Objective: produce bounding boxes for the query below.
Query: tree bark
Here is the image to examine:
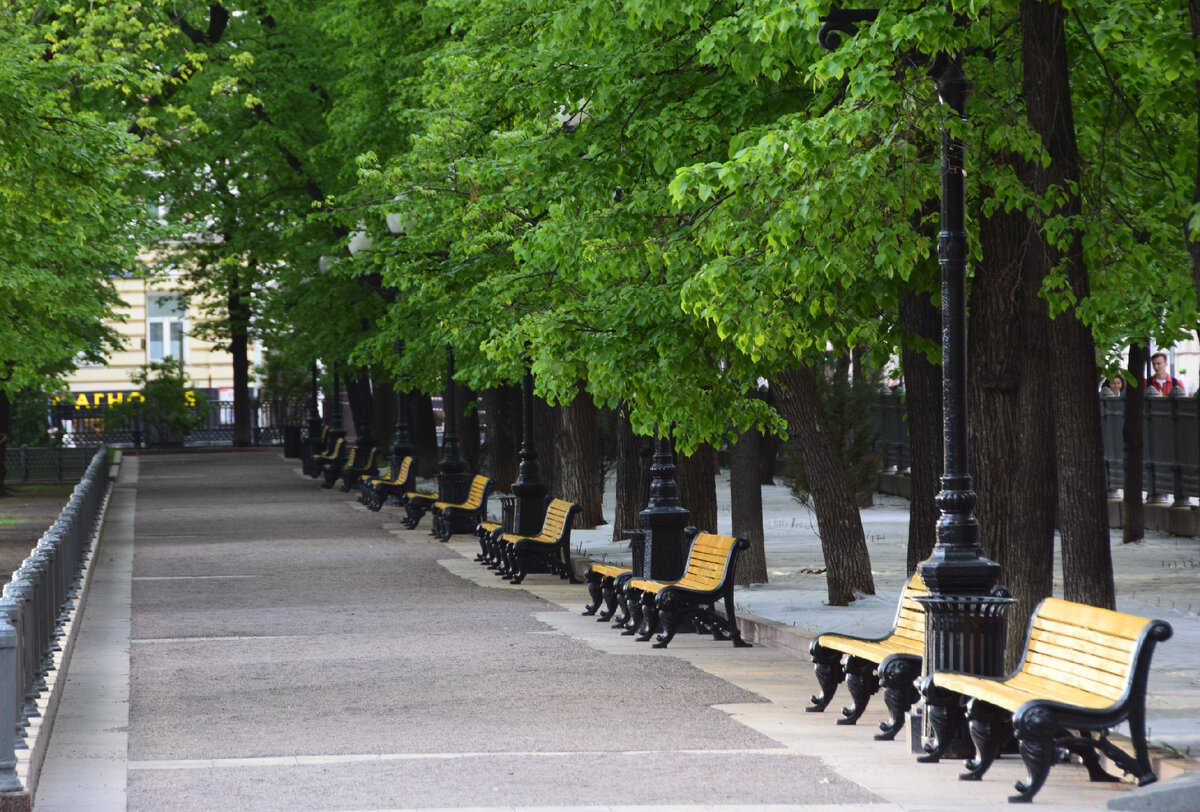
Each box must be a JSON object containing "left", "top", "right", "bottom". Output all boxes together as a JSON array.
[
  {"left": 228, "top": 283, "right": 252, "bottom": 447},
  {"left": 458, "top": 385, "right": 481, "bottom": 472},
  {"left": 481, "top": 385, "right": 520, "bottom": 487},
  {"left": 553, "top": 387, "right": 605, "bottom": 528},
  {"left": 676, "top": 443, "right": 718, "bottom": 534},
  {"left": 0, "top": 388, "right": 9, "bottom": 496},
  {"left": 758, "top": 430, "right": 780, "bottom": 486},
  {"left": 771, "top": 365, "right": 874, "bottom": 605},
  {"left": 971, "top": 197, "right": 1058, "bottom": 667},
  {"left": 345, "top": 372, "right": 373, "bottom": 444},
  {"left": 898, "top": 287, "right": 943, "bottom": 574},
  {"left": 411, "top": 393, "right": 440, "bottom": 478},
  {"left": 1023, "top": 0, "right": 1114, "bottom": 609},
  {"left": 613, "top": 406, "right": 651, "bottom": 540},
  {"left": 729, "top": 424, "right": 767, "bottom": 585},
  {"left": 1190, "top": 0, "right": 1200, "bottom": 308},
  {"left": 1122, "top": 345, "right": 1146, "bottom": 542}
]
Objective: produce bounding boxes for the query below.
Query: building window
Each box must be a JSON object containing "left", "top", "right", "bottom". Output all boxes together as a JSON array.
[{"left": 147, "top": 294, "right": 187, "bottom": 361}]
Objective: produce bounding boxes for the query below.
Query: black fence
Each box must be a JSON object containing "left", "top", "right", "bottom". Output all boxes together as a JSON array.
[
  {"left": 54, "top": 398, "right": 308, "bottom": 449},
  {"left": 874, "top": 390, "right": 1199, "bottom": 503},
  {"left": 1, "top": 446, "right": 98, "bottom": 485}
]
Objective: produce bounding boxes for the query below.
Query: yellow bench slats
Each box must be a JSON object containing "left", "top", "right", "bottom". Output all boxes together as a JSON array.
[
  {"left": 817, "top": 634, "right": 923, "bottom": 662},
  {"left": 816, "top": 573, "right": 927, "bottom": 661},
  {"left": 930, "top": 597, "right": 1156, "bottom": 713},
  {"left": 590, "top": 564, "right": 629, "bottom": 579}
]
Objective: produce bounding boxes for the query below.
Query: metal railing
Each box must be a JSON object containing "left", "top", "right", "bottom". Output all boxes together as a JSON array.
[
  {"left": 0, "top": 446, "right": 110, "bottom": 790},
  {"left": 2, "top": 446, "right": 98, "bottom": 485},
  {"left": 874, "top": 390, "right": 1200, "bottom": 503},
  {"left": 55, "top": 398, "right": 306, "bottom": 449}
]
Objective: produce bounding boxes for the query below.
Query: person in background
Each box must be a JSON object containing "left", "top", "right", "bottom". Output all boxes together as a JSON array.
[
  {"left": 1145, "top": 351, "right": 1185, "bottom": 395},
  {"left": 1100, "top": 375, "right": 1125, "bottom": 397}
]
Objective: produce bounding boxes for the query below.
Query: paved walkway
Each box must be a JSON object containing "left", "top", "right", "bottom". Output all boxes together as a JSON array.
[{"left": 30, "top": 452, "right": 1198, "bottom": 811}]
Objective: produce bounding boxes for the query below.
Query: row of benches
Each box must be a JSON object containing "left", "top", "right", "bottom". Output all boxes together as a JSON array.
[
  {"left": 301, "top": 433, "right": 1173, "bottom": 804},
  {"left": 804, "top": 572, "right": 1172, "bottom": 803}
]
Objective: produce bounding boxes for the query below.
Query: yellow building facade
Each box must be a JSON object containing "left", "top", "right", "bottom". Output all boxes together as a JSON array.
[{"left": 60, "top": 275, "right": 261, "bottom": 409}]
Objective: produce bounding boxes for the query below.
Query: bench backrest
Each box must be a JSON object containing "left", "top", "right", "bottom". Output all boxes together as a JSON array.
[
  {"left": 890, "top": 572, "right": 928, "bottom": 648},
  {"left": 463, "top": 475, "right": 490, "bottom": 508},
  {"left": 677, "top": 533, "right": 742, "bottom": 591},
  {"left": 323, "top": 437, "right": 344, "bottom": 459},
  {"left": 344, "top": 446, "right": 359, "bottom": 467},
  {"left": 1022, "top": 597, "right": 1155, "bottom": 702},
  {"left": 540, "top": 498, "right": 576, "bottom": 538},
  {"left": 393, "top": 456, "right": 412, "bottom": 483}
]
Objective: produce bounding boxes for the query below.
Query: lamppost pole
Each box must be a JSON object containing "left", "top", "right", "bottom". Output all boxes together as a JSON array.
[
  {"left": 437, "top": 344, "right": 469, "bottom": 504},
  {"left": 638, "top": 429, "right": 691, "bottom": 582},
  {"left": 817, "top": 8, "right": 1012, "bottom": 758}
]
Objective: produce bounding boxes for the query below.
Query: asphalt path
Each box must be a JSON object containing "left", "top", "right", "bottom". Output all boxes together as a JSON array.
[{"left": 121, "top": 452, "right": 877, "bottom": 811}]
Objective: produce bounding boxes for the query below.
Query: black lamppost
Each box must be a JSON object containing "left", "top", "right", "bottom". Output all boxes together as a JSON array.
[
  {"left": 511, "top": 362, "right": 548, "bottom": 535},
  {"left": 437, "top": 344, "right": 469, "bottom": 504},
  {"left": 390, "top": 339, "right": 414, "bottom": 473},
  {"left": 639, "top": 430, "right": 691, "bottom": 581},
  {"left": 818, "top": 8, "right": 1013, "bottom": 757}
]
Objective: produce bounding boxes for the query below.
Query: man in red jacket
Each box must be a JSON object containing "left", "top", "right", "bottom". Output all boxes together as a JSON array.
[{"left": 1146, "top": 351, "right": 1185, "bottom": 395}]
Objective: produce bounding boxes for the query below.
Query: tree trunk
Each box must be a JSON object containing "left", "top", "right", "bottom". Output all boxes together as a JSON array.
[
  {"left": 535, "top": 397, "right": 558, "bottom": 495},
  {"left": 1123, "top": 345, "right": 1146, "bottom": 542},
  {"left": 771, "top": 365, "right": 874, "bottom": 605},
  {"left": 411, "top": 393, "right": 440, "bottom": 478},
  {"left": 481, "top": 385, "right": 520, "bottom": 487},
  {"left": 0, "top": 388, "right": 9, "bottom": 496},
  {"left": 613, "top": 406, "right": 651, "bottom": 541},
  {"left": 553, "top": 387, "right": 605, "bottom": 528},
  {"left": 458, "top": 386, "right": 481, "bottom": 472},
  {"left": 677, "top": 443, "right": 718, "bottom": 534},
  {"left": 729, "top": 424, "right": 767, "bottom": 585},
  {"left": 758, "top": 430, "right": 780, "bottom": 486},
  {"left": 1191, "top": 0, "right": 1200, "bottom": 308},
  {"left": 971, "top": 196, "right": 1058, "bottom": 668},
  {"left": 898, "top": 287, "right": 943, "bottom": 574},
  {"left": 1023, "top": 0, "right": 1114, "bottom": 609},
  {"left": 345, "top": 372, "right": 374, "bottom": 444},
  {"left": 228, "top": 284, "right": 252, "bottom": 447}
]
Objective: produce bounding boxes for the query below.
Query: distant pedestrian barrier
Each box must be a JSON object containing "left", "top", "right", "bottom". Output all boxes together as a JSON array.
[
  {"left": 2, "top": 446, "right": 97, "bottom": 485},
  {"left": 0, "top": 446, "right": 110, "bottom": 792},
  {"left": 874, "top": 390, "right": 1199, "bottom": 504}
]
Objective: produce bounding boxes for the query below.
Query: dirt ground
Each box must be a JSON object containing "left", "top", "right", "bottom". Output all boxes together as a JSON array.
[{"left": 0, "top": 483, "right": 76, "bottom": 584}]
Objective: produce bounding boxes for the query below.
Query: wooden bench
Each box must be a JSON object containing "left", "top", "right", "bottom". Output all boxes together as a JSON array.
[
  {"left": 583, "top": 563, "right": 635, "bottom": 623},
  {"left": 322, "top": 443, "right": 368, "bottom": 489},
  {"left": 474, "top": 495, "right": 514, "bottom": 565},
  {"left": 301, "top": 425, "right": 330, "bottom": 476},
  {"left": 431, "top": 475, "right": 493, "bottom": 542},
  {"left": 624, "top": 529, "right": 751, "bottom": 649},
  {"left": 338, "top": 445, "right": 379, "bottom": 492},
  {"left": 921, "top": 597, "right": 1173, "bottom": 803},
  {"left": 360, "top": 457, "right": 414, "bottom": 511},
  {"left": 807, "top": 572, "right": 928, "bottom": 740},
  {"left": 400, "top": 484, "right": 438, "bottom": 529},
  {"left": 494, "top": 498, "right": 580, "bottom": 585},
  {"left": 582, "top": 529, "right": 646, "bottom": 625},
  {"left": 308, "top": 436, "right": 344, "bottom": 480}
]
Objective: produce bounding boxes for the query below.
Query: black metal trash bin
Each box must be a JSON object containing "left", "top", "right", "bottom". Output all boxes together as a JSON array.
[{"left": 282, "top": 425, "right": 302, "bottom": 458}]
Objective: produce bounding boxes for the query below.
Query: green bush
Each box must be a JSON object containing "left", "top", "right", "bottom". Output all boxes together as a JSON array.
[{"left": 106, "top": 360, "right": 210, "bottom": 447}]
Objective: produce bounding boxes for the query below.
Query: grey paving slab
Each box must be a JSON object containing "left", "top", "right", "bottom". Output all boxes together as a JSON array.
[{"left": 33, "top": 451, "right": 1196, "bottom": 812}]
